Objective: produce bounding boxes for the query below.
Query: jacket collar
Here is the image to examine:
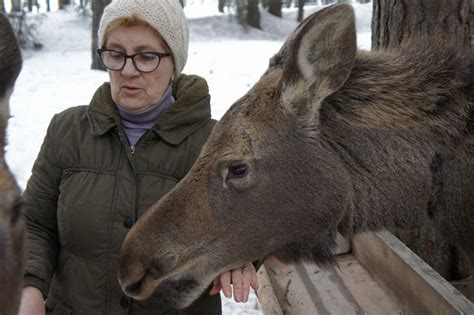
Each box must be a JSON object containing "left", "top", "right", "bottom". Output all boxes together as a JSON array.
[
  {"left": 87, "top": 83, "right": 119, "bottom": 136},
  {"left": 87, "top": 74, "right": 212, "bottom": 145}
]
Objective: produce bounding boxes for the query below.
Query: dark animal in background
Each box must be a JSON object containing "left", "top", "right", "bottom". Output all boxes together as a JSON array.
[
  {"left": 118, "top": 4, "right": 474, "bottom": 309},
  {"left": 0, "top": 12, "right": 25, "bottom": 315}
]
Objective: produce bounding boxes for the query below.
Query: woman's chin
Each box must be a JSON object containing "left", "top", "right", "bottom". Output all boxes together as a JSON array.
[{"left": 117, "top": 99, "right": 151, "bottom": 112}]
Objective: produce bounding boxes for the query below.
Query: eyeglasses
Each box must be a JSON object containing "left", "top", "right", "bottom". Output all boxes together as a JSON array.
[{"left": 96, "top": 48, "right": 171, "bottom": 73}]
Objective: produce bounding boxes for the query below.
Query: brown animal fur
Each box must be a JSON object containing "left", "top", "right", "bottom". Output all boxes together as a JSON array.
[
  {"left": 119, "top": 4, "right": 474, "bottom": 309},
  {"left": 0, "top": 13, "right": 25, "bottom": 315}
]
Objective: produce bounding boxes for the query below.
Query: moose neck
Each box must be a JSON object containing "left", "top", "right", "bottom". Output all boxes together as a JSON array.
[{"left": 319, "top": 46, "right": 474, "bottom": 237}]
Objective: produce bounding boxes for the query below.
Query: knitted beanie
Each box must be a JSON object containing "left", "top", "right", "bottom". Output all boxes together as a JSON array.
[{"left": 98, "top": 0, "right": 189, "bottom": 76}]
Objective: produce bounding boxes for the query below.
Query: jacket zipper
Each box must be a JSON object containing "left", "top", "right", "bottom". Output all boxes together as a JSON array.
[{"left": 118, "top": 129, "right": 139, "bottom": 314}]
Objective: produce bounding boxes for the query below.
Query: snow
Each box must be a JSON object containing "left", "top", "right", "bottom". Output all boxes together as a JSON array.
[{"left": 4, "top": 1, "right": 372, "bottom": 314}]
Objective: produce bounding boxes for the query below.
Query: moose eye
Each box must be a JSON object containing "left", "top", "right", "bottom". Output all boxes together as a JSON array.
[{"left": 228, "top": 164, "right": 248, "bottom": 178}]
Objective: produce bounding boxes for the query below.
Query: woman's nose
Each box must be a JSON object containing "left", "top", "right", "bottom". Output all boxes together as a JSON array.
[{"left": 122, "top": 58, "right": 139, "bottom": 75}]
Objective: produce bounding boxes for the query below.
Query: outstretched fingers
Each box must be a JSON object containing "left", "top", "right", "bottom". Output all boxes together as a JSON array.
[{"left": 210, "top": 262, "right": 259, "bottom": 303}]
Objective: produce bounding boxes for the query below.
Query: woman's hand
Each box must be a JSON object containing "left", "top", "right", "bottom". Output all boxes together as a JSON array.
[
  {"left": 18, "top": 286, "right": 45, "bottom": 315},
  {"left": 209, "top": 262, "right": 259, "bottom": 303}
]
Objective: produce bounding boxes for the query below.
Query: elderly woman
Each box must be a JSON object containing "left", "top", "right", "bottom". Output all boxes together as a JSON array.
[{"left": 18, "top": 0, "right": 258, "bottom": 314}]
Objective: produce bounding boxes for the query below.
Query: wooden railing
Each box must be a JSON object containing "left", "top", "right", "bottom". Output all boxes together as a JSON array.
[{"left": 256, "top": 230, "right": 474, "bottom": 314}]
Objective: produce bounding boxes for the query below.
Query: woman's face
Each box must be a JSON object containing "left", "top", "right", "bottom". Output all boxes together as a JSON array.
[{"left": 105, "top": 24, "right": 175, "bottom": 112}]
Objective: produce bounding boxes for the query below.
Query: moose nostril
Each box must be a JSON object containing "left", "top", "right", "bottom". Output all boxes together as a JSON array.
[{"left": 125, "top": 270, "right": 149, "bottom": 295}]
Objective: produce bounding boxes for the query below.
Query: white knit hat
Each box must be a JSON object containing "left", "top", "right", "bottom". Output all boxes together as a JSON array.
[{"left": 98, "top": 0, "right": 189, "bottom": 76}]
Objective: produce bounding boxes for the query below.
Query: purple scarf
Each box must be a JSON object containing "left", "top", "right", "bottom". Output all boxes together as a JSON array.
[{"left": 117, "top": 86, "right": 174, "bottom": 147}]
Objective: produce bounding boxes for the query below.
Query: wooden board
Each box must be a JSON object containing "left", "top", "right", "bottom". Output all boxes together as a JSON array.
[
  {"left": 256, "top": 230, "right": 474, "bottom": 315},
  {"left": 256, "top": 263, "right": 283, "bottom": 315},
  {"left": 257, "top": 255, "right": 401, "bottom": 314},
  {"left": 352, "top": 230, "right": 474, "bottom": 314}
]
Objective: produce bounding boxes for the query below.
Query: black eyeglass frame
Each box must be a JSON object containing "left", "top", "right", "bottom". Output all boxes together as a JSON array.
[{"left": 96, "top": 48, "right": 172, "bottom": 73}]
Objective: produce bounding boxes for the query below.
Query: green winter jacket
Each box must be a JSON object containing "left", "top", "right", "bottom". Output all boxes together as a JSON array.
[{"left": 23, "top": 74, "right": 220, "bottom": 315}]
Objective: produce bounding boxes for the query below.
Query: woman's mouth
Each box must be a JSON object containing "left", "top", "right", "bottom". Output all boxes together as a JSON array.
[{"left": 122, "top": 85, "right": 141, "bottom": 94}]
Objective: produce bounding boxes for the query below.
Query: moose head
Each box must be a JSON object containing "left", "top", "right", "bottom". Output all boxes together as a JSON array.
[{"left": 119, "top": 3, "right": 474, "bottom": 309}]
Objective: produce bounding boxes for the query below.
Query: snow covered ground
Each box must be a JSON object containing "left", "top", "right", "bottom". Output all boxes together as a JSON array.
[{"left": 5, "top": 1, "right": 372, "bottom": 313}]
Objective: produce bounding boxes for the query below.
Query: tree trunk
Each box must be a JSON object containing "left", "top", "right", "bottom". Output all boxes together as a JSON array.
[
  {"left": 83, "top": 0, "right": 90, "bottom": 9},
  {"left": 46, "top": 0, "right": 50, "bottom": 11},
  {"left": 27, "top": 0, "right": 33, "bottom": 12},
  {"left": 247, "top": 0, "right": 261, "bottom": 29},
  {"left": 372, "top": 0, "right": 473, "bottom": 281},
  {"left": 235, "top": 0, "right": 247, "bottom": 28},
  {"left": 218, "top": 0, "right": 225, "bottom": 13},
  {"left": 0, "top": 0, "right": 5, "bottom": 13},
  {"left": 91, "top": 0, "right": 111, "bottom": 71},
  {"left": 10, "top": 0, "right": 21, "bottom": 12},
  {"left": 58, "top": 0, "right": 70, "bottom": 10},
  {"left": 268, "top": 0, "right": 282, "bottom": 18},
  {"left": 372, "top": 0, "right": 473, "bottom": 50},
  {"left": 297, "top": 0, "right": 304, "bottom": 22}
]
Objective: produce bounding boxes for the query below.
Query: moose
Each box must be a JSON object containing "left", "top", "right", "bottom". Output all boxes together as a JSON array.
[
  {"left": 0, "top": 13, "right": 25, "bottom": 315},
  {"left": 118, "top": 4, "right": 474, "bottom": 309}
]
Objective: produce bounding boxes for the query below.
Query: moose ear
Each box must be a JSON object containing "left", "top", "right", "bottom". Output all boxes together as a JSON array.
[{"left": 279, "top": 4, "right": 357, "bottom": 119}]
